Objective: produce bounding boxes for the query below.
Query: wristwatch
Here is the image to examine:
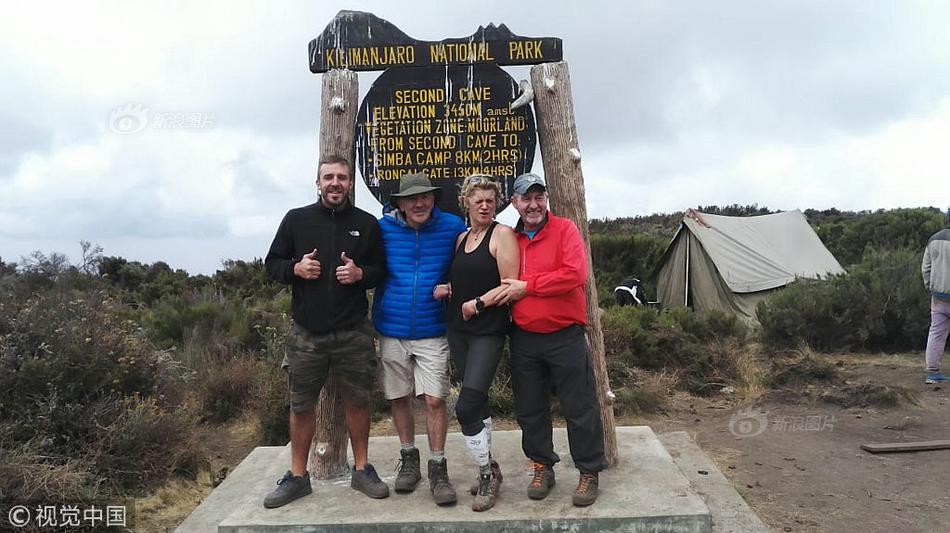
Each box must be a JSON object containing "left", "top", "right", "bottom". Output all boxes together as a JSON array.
[{"left": 474, "top": 297, "right": 486, "bottom": 313}]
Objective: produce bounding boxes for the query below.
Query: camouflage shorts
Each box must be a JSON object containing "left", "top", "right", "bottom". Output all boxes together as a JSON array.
[{"left": 282, "top": 319, "right": 377, "bottom": 412}]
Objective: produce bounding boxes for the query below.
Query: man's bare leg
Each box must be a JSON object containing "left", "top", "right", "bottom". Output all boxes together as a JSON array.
[
  {"left": 344, "top": 401, "right": 371, "bottom": 470},
  {"left": 290, "top": 408, "right": 317, "bottom": 476},
  {"left": 424, "top": 394, "right": 447, "bottom": 452},
  {"left": 390, "top": 395, "right": 415, "bottom": 445}
]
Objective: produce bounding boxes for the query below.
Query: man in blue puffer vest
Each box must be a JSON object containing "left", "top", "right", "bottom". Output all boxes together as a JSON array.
[{"left": 373, "top": 172, "right": 466, "bottom": 505}]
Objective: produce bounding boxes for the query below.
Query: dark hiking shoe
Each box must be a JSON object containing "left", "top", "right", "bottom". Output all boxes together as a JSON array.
[
  {"left": 526, "top": 462, "right": 555, "bottom": 500},
  {"left": 394, "top": 448, "right": 421, "bottom": 493},
  {"left": 263, "top": 470, "right": 312, "bottom": 508},
  {"left": 351, "top": 464, "right": 390, "bottom": 499},
  {"left": 572, "top": 472, "right": 599, "bottom": 507},
  {"left": 469, "top": 459, "right": 502, "bottom": 495},
  {"left": 472, "top": 471, "right": 501, "bottom": 512},
  {"left": 427, "top": 459, "right": 458, "bottom": 505}
]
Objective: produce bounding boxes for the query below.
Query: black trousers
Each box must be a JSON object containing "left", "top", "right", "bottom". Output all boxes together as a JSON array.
[{"left": 509, "top": 324, "right": 607, "bottom": 473}]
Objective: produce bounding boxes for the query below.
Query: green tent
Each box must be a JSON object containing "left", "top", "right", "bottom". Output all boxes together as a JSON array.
[{"left": 655, "top": 209, "right": 845, "bottom": 323}]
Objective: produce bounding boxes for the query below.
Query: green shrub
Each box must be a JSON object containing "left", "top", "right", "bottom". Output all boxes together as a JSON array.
[
  {"left": 0, "top": 288, "right": 198, "bottom": 497},
  {"left": 602, "top": 305, "right": 748, "bottom": 394},
  {"left": 757, "top": 247, "right": 929, "bottom": 351}
]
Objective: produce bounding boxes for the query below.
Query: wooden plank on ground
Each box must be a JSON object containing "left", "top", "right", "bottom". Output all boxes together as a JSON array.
[{"left": 860, "top": 440, "right": 950, "bottom": 453}]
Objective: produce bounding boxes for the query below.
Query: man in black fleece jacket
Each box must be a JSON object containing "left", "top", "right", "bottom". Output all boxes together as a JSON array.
[{"left": 262, "top": 155, "right": 388, "bottom": 507}]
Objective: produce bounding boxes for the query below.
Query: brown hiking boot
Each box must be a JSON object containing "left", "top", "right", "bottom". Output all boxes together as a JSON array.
[
  {"left": 572, "top": 472, "right": 599, "bottom": 506},
  {"left": 394, "top": 448, "right": 421, "bottom": 493},
  {"left": 427, "top": 459, "right": 457, "bottom": 506},
  {"left": 472, "top": 470, "right": 501, "bottom": 512},
  {"left": 469, "top": 459, "right": 502, "bottom": 495},
  {"left": 526, "top": 462, "right": 555, "bottom": 500}
]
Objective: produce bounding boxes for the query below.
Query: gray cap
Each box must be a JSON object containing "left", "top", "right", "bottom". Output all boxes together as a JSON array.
[{"left": 512, "top": 173, "right": 546, "bottom": 195}]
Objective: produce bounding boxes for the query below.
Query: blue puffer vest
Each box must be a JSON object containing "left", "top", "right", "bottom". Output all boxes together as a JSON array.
[{"left": 372, "top": 205, "right": 466, "bottom": 339}]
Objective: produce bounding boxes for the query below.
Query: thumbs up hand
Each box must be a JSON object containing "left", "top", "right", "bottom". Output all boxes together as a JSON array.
[
  {"left": 336, "top": 251, "right": 363, "bottom": 285},
  {"left": 294, "top": 248, "right": 321, "bottom": 279}
]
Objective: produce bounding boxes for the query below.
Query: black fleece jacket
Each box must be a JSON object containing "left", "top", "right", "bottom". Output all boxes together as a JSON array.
[{"left": 265, "top": 201, "right": 385, "bottom": 335}]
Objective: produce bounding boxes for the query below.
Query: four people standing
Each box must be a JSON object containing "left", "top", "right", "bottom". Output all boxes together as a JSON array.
[{"left": 264, "top": 163, "right": 604, "bottom": 510}]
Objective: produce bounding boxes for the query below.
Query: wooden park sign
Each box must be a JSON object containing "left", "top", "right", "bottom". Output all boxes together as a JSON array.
[
  {"left": 308, "top": 11, "right": 562, "bottom": 73},
  {"left": 309, "top": 10, "right": 619, "bottom": 478},
  {"left": 309, "top": 11, "right": 555, "bottom": 215},
  {"left": 356, "top": 65, "right": 536, "bottom": 215}
]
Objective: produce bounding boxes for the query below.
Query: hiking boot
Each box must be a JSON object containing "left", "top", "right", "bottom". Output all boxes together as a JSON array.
[
  {"left": 470, "top": 459, "right": 502, "bottom": 495},
  {"left": 572, "top": 472, "right": 599, "bottom": 507},
  {"left": 926, "top": 372, "right": 949, "bottom": 384},
  {"left": 526, "top": 462, "right": 555, "bottom": 500},
  {"left": 351, "top": 464, "right": 390, "bottom": 499},
  {"left": 472, "top": 471, "right": 501, "bottom": 512},
  {"left": 263, "top": 470, "right": 312, "bottom": 508},
  {"left": 427, "top": 459, "right": 458, "bottom": 505},
  {"left": 394, "top": 448, "right": 421, "bottom": 493}
]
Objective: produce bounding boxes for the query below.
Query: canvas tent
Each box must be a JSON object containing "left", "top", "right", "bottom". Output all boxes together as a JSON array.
[{"left": 655, "top": 209, "right": 845, "bottom": 322}]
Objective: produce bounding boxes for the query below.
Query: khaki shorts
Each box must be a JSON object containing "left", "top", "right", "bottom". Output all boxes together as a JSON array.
[
  {"left": 378, "top": 335, "right": 451, "bottom": 400},
  {"left": 282, "top": 320, "right": 376, "bottom": 412}
]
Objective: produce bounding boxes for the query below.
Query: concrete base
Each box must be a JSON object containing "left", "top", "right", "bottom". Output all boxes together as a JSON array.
[{"left": 177, "top": 427, "right": 746, "bottom": 533}]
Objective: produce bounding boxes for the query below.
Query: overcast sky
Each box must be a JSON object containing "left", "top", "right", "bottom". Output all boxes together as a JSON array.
[{"left": 2, "top": 1, "right": 949, "bottom": 274}]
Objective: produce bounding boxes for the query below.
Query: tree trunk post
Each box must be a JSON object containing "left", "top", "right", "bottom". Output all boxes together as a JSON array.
[
  {"left": 529, "top": 61, "right": 619, "bottom": 466},
  {"left": 310, "top": 68, "right": 359, "bottom": 479}
]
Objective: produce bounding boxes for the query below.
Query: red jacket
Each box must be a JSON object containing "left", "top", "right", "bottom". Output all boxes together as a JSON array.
[{"left": 512, "top": 212, "right": 589, "bottom": 333}]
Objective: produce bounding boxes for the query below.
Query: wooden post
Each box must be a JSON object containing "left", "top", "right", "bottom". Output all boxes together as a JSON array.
[
  {"left": 310, "top": 68, "right": 359, "bottom": 479},
  {"left": 530, "top": 61, "right": 619, "bottom": 465}
]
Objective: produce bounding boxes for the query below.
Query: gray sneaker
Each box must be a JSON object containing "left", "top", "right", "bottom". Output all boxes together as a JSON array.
[
  {"left": 351, "top": 464, "right": 390, "bottom": 499},
  {"left": 263, "top": 470, "right": 312, "bottom": 508},
  {"left": 427, "top": 459, "right": 458, "bottom": 505},
  {"left": 394, "top": 448, "right": 421, "bottom": 493}
]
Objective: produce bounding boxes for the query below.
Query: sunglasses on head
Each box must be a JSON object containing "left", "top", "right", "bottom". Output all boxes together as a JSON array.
[{"left": 465, "top": 174, "right": 495, "bottom": 185}]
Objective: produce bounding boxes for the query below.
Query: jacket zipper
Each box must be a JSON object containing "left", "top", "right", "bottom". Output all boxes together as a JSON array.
[
  {"left": 328, "top": 208, "right": 336, "bottom": 325},
  {"left": 410, "top": 229, "right": 419, "bottom": 337}
]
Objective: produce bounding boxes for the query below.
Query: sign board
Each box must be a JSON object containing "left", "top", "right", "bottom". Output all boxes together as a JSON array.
[
  {"left": 309, "top": 11, "right": 562, "bottom": 73},
  {"left": 357, "top": 65, "right": 536, "bottom": 215}
]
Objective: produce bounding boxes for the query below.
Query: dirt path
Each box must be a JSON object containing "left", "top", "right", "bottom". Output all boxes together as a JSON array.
[{"left": 631, "top": 352, "right": 950, "bottom": 533}]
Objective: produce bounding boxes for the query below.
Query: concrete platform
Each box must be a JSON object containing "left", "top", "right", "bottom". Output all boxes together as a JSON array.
[{"left": 177, "top": 427, "right": 716, "bottom": 533}]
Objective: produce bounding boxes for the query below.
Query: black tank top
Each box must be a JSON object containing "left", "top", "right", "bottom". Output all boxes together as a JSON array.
[{"left": 447, "top": 222, "right": 510, "bottom": 336}]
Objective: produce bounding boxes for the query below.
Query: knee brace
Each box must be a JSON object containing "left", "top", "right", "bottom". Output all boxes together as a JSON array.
[{"left": 455, "top": 387, "right": 488, "bottom": 436}]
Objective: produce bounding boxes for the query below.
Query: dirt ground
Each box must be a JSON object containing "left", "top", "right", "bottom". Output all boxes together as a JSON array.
[
  {"left": 631, "top": 352, "right": 950, "bottom": 533},
  {"left": 146, "top": 352, "right": 949, "bottom": 533}
]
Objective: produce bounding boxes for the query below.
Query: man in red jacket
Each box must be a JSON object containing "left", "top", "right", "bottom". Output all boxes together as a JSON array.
[{"left": 498, "top": 173, "right": 606, "bottom": 507}]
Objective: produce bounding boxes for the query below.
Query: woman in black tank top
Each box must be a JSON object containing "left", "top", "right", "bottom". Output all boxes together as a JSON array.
[{"left": 434, "top": 174, "right": 519, "bottom": 512}]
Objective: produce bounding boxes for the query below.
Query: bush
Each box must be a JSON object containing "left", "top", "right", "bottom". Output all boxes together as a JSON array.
[
  {"left": 0, "top": 287, "right": 198, "bottom": 497},
  {"left": 757, "top": 247, "right": 929, "bottom": 351},
  {"left": 602, "top": 305, "right": 748, "bottom": 394}
]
